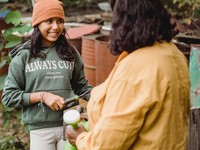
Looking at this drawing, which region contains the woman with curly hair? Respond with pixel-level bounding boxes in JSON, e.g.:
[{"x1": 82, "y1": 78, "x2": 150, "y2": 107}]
[{"x1": 66, "y1": 0, "x2": 190, "y2": 149}]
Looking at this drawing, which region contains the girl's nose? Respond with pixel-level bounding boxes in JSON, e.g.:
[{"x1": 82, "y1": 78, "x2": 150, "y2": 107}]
[{"x1": 52, "y1": 22, "x2": 58, "y2": 29}]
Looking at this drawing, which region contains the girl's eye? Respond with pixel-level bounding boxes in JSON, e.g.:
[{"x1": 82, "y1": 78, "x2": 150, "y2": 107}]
[
  {"x1": 43, "y1": 18, "x2": 64, "y2": 24},
  {"x1": 57, "y1": 19, "x2": 64, "y2": 24},
  {"x1": 45, "y1": 19, "x2": 52, "y2": 24}
]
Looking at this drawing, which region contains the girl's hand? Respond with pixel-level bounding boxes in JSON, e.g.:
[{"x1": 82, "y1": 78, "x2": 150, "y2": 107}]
[
  {"x1": 42, "y1": 92, "x2": 65, "y2": 111},
  {"x1": 66, "y1": 124, "x2": 86, "y2": 145}
]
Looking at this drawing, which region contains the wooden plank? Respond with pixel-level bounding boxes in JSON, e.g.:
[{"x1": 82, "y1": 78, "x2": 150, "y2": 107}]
[{"x1": 188, "y1": 108, "x2": 200, "y2": 150}]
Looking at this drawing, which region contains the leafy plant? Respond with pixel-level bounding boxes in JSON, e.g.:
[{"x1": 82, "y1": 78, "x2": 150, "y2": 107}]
[
  {"x1": 0, "y1": 0, "x2": 32, "y2": 91},
  {"x1": 162, "y1": 0, "x2": 200, "y2": 19},
  {"x1": 0, "y1": 1, "x2": 31, "y2": 149},
  {"x1": 0, "y1": 103, "x2": 29, "y2": 150},
  {"x1": 1, "y1": 10, "x2": 32, "y2": 49},
  {"x1": 0, "y1": 0, "x2": 32, "y2": 71}
]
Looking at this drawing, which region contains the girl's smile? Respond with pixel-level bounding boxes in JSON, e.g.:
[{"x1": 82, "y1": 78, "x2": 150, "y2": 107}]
[{"x1": 38, "y1": 17, "x2": 64, "y2": 47}]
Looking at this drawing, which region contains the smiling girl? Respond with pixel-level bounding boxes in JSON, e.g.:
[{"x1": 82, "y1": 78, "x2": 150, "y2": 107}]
[{"x1": 1, "y1": 0, "x2": 93, "y2": 150}]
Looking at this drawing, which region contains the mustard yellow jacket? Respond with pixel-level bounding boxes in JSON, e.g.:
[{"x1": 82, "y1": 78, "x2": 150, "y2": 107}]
[{"x1": 76, "y1": 42, "x2": 190, "y2": 150}]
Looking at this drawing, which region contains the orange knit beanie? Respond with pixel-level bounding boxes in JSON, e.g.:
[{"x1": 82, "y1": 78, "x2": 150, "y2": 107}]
[{"x1": 32, "y1": 0, "x2": 65, "y2": 27}]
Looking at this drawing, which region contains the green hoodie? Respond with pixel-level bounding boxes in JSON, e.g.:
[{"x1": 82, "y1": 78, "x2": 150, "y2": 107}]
[{"x1": 2, "y1": 40, "x2": 93, "y2": 130}]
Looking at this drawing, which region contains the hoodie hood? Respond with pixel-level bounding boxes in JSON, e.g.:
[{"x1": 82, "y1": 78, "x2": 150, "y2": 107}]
[{"x1": 9, "y1": 40, "x2": 31, "y2": 59}]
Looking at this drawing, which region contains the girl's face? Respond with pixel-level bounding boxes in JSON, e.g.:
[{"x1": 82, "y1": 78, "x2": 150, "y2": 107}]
[{"x1": 38, "y1": 17, "x2": 64, "y2": 47}]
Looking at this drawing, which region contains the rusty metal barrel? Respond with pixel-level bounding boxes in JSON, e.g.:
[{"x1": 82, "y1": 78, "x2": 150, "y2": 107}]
[
  {"x1": 95, "y1": 35, "x2": 118, "y2": 85},
  {"x1": 82, "y1": 34, "x2": 101, "y2": 86}
]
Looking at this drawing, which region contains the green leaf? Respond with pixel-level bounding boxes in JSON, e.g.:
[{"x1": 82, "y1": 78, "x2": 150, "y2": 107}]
[
  {"x1": 0, "y1": 6, "x2": 7, "y2": 12},
  {"x1": 5, "y1": 10, "x2": 21, "y2": 26},
  {"x1": 8, "y1": 138, "x2": 14, "y2": 144},
  {"x1": 0, "y1": 56, "x2": 10, "y2": 66},
  {"x1": 2, "y1": 27, "x2": 14, "y2": 38},
  {"x1": 3, "y1": 119, "x2": 9, "y2": 129},
  {"x1": 5, "y1": 35, "x2": 22, "y2": 48},
  {"x1": 0, "y1": 60, "x2": 7, "y2": 68},
  {"x1": 17, "y1": 25, "x2": 32, "y2": 34},
  {"x1": 0, "y1": 43, "x2": 3, "y2": 50},
  {"x1": 4, "y1": 107, "x2": 14, "y2": 112},
  {"x1": 2, "y1": 25, "x2": 32, "y2": 39},
  {"x1": 9, "y1": 25, "x2": 32, "y2": 35},
  {"x1": 13, "y1": 124, "x2": 19, "y2": 131},
  {"x1": 16, "y1": 110, "x2": 22, "y2": 119},
  {"x1": 0, "y1": 73, "x2": 7, "y2": 90}
]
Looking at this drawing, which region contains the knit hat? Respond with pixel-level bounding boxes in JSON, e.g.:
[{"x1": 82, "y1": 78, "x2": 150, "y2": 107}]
[{"x1": 32, "y1": 0, "x2": 65, "y2": 27}]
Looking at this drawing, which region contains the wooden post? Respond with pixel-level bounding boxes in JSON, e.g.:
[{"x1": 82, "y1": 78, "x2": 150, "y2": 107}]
[
  {"x1": 188, "y1": 108, "x2": 200, "y2": 150},
  {"x1": 188, "y1": 44, "x2": 200, "y2": 150}
]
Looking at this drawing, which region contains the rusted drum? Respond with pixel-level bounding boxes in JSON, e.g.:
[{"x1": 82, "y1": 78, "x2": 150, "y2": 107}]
[
  {"x1": 82, "y1": 34, "x2": 101, "y2": 86},
  {"x1": 95, "y1": 35, "x2": 118, "y2": 85},
  {"x1": 66, "y1": 24, "x2": 100, "y2": 56}
]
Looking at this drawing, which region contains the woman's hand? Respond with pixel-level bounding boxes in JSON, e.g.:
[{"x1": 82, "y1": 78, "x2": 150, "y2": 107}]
[
  {"x1": 43, "y1": 92, "x2": 65, "y2": 111},
  {"x1": 66, "y1": 124, "x2": 86, "y2": 145}
]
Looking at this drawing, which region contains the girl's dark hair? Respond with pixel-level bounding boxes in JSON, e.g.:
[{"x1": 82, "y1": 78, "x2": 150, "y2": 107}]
[
  {"x1": 30, "y1": 27, "x2": 76, "y2": 61},
  {"x1": 109, "y1": 0, "x2": 177, "y2": 55}
]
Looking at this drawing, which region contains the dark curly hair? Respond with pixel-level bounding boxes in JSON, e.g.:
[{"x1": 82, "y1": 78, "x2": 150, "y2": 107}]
[
  {"x1": 30, "y1": 27, "x2": 76, "y2": 61},
  {"x1": 109, "y1": 0, "x2": 177, "y2": 55}
]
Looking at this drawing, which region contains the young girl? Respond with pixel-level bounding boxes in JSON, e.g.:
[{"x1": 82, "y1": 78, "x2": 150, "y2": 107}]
[{"x1": 2, "y1": 0, "x2": 92, "y2": 150}]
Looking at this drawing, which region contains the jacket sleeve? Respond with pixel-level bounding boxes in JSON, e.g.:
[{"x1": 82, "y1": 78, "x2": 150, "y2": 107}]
[
  {"x1": 2, "y1": 50, "x2": 30, "y2": 108},
  {"x1": 76, "y1": 73, "x2": 168, "y2": 150},
  {"x1": 70, "y1": 48, "x2": 93, "y2": 101}
]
